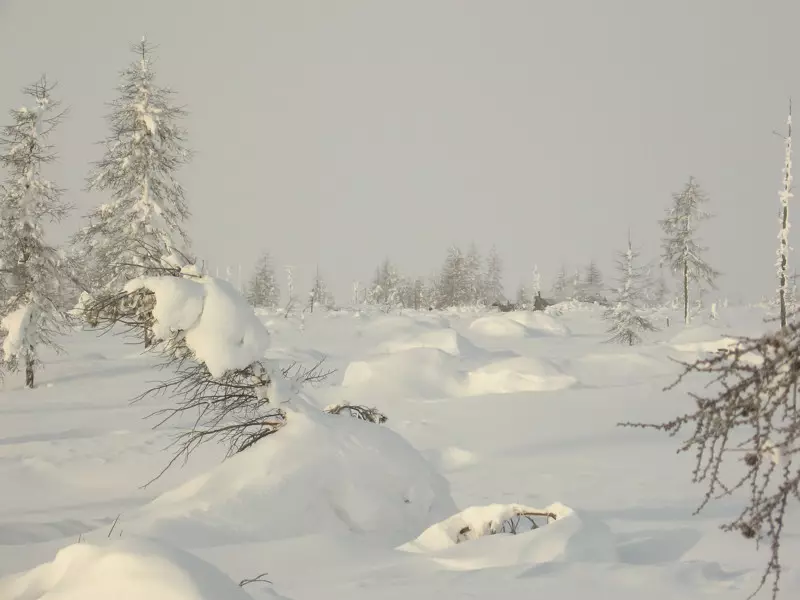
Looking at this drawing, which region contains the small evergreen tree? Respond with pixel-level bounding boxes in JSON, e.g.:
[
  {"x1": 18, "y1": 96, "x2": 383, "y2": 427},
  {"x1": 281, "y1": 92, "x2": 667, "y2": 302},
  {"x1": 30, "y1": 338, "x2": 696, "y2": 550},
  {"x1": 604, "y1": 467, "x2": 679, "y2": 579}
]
[
  {"x1": 604, "y1": 233, "x2": 657, "y2": 345},
  {"x1": 308, "y1": 267, "x2": 333, "y2": 312},
  {"x1": 582, "y1": 260, "x2": 605, "y2": 302},
  {"x1": 465, "y1": 243, "x2": 483, "y2": 306},
  {"x1": 0, "y1": 77, "x2": 73, "y2": 388},
  {"x1": 551, "y1": 265, "x2": 568, "y2": 301},
  {"x1": 660, "y1": 177, "x2": 719, "y2": 324},
  {"x1": 482, "y1": 245, "x2": 504, "y2": 306},
  {"x1": 246, "y1": 252, "x2": 280, "y2": 308},
  {"x1": 440, "y1": 245, "x2": 468, "y2": 307}
]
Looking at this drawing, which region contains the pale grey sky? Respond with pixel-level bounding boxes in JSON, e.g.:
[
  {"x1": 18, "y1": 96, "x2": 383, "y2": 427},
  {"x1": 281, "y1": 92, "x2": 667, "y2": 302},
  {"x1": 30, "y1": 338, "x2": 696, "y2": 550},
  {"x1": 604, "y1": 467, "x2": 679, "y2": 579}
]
[{"x1": 0, "y1": 0, "x2": 796, "y2": 302}]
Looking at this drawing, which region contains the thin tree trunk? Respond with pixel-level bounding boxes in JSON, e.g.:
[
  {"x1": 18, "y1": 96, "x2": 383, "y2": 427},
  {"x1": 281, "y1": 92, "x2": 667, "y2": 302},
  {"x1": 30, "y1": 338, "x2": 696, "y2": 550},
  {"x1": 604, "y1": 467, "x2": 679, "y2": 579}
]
[
  {"x1": 683, "y1": 262, "x2": 689, "y2": 325},
  {"x1": 25, "y1": 354, "x2": 34, "y2": 389}
]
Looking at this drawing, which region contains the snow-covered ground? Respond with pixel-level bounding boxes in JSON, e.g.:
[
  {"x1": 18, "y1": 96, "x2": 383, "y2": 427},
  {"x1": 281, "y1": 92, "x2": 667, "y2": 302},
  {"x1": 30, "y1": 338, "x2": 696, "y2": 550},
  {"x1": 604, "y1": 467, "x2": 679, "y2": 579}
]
[{"x1": 1, "y1": 303, "x2": 798, "y2": 599}]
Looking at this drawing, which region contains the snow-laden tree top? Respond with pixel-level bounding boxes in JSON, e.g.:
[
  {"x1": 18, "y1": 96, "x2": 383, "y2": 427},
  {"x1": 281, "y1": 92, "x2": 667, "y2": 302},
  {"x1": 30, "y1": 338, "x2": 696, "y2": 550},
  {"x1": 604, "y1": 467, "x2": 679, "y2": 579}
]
[
  {"x1": 79, "y1": 38, "x2": 191, "y2": 291},
  {"x1": 125, "y1": 267, "x2": 269, "y2": 377}
]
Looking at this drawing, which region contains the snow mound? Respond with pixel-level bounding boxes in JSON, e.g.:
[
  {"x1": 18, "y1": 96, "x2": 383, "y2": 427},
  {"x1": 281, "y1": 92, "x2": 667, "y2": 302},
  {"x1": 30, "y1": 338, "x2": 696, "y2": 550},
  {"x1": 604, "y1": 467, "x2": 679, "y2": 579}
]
[
  {"x1": 125, "y1": 274, "x2": 269, "y2": 377},
  {"x1": 375, "y1": 328, "x2": 468, "y2": 357},
  {"x1": 505, "y1": 311, "x2": 571, "y2": 336},
  {"x1": 465, "y1": 356, "x2": 575, "y2": 395},
  {"x1": 469, "y1": 315, "x2": 531, "y2": 338},
  {"x1": 567, "y1": 352, "x2": 675, "y2": 387},
  {"x1": 0, "y1": 538, "x2": 251, "y2": 600},
  {"x1": 121, "y1": 403, "x2": 456, "y2": 547},
  {"x1": 342, "y1": 348, "x2": 465, "y2": 399},
  {"x1": 400, "y1": 502, "x2": 616, "y2": 569},
  {"x1": 669, "y1": 325, "x2": 739, "y2": 353},
  {"x1": 357, "y1": 314, "x2": 447, "y2": 338}
]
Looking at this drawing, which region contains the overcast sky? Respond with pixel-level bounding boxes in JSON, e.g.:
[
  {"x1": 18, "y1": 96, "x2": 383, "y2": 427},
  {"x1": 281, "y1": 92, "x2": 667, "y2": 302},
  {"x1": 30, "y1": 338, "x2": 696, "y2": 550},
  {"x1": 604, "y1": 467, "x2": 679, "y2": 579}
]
[{"x1": 0, "y1": 0, "x2": 797, "y2": 302}]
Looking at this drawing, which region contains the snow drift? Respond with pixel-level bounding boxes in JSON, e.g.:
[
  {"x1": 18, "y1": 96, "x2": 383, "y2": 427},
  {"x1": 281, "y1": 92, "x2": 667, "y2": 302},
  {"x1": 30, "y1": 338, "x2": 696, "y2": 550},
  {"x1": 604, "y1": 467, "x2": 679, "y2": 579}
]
[
  {"x1": 375, "y1": 328, "x2": 469, "y2": 357},
  {"x1": 505, "y1": 311, "x2": 571, "y2": 336},
  {"x1": 0, "y1": 538, "x2": 251, "y2": 600},
  {"x1": 465, "y1": 356, "x2": 576, "y2": 395},
  {"x1": 341, "y1": 348, "x2": 465, "y2": 400},
  {"x1": 469, "y1": 315, "x2": 532, "y2": 338},
  {"x1": 118, "y1": 402, "x2": 456, "y2": 548},
  {"x1": 400, "y1": 502, "x2": 617, "y2": 570}
]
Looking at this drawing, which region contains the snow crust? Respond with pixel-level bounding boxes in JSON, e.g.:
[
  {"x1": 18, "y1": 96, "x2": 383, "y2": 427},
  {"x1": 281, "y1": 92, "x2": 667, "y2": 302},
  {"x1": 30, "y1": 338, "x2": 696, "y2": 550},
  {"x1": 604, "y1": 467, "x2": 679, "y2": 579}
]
[
  {"x1": 465, "y1": 356, "x2": 575, "y2": 395},
  {"x1": 124, "y1": 274, "x2": 269, "y2": 377}
]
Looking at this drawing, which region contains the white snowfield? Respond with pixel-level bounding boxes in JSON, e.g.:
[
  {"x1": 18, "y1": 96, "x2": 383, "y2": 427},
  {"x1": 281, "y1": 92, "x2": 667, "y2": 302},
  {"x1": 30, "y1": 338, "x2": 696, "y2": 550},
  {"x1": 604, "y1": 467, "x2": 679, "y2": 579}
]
[{"x1": 0, "y1": 302, "x2": 798, "y2": 599}]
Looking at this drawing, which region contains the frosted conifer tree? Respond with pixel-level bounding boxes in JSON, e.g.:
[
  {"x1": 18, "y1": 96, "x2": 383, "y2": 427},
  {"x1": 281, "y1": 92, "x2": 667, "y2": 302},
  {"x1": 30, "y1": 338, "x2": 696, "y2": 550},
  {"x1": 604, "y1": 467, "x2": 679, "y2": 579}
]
[
  {"x1": 76, "y1": 38, "x2": 191, "y2": 295},
  {"x1": 530, "y1": 264, "x2": 541, "y2": 299},
  {"x1": 482, "y1": 245, "x2": 504, "y2": 305},
  {"x1": 551, "y1": 265, "x2": 568, "y2": 301},
  {"x1": 308, "y1": 267, "x2": 333, "y2": 312},
  {"x1": 284, "y1": 265, "x2": 297, "y2": 317},
  {"x1": 465, "y1": 243, "x2": 483, "y2": 305},
  {"x1": 245, "y1": 251, "x2": 280, "y2": 308},
  {"x1": 776, "y1": 101, "x2": 793, "y2": 329},
  {"x1": 652, "y1": 266, "x2": 670, "y2": 307},
  {"x1": 582, "y1": 260, "x2": 604, "y2": 302},
  {"x1": 660, "y1": 177, "x2": 719, "y2": 324},
  {"x1": 441, "y1": 245, "x2": 468, "y2": 307},
  {"x1": 604, "y1": 233, "x2": 657, "y2": 345},
  {"x1": 0, "y1": 78, "x2": 72, "y2": 388}
]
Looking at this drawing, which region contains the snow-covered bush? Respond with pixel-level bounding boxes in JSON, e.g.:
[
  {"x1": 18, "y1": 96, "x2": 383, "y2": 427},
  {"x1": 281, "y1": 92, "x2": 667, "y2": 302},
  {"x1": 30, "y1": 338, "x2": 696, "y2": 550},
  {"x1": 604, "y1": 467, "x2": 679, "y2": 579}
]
[{"x1": 0, "y1": 77, "x2": 73, "y2": 388}]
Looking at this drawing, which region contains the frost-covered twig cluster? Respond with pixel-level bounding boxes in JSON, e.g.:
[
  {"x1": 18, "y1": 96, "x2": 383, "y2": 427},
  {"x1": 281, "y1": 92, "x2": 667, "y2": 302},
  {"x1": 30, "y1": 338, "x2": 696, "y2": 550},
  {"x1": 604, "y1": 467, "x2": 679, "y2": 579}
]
[
  {"x1": 324, "y1": 403, "x2": 388, "y2": 424},
  {"x1": 620, "y1": 326, "x2": 800, "y2": 599}
]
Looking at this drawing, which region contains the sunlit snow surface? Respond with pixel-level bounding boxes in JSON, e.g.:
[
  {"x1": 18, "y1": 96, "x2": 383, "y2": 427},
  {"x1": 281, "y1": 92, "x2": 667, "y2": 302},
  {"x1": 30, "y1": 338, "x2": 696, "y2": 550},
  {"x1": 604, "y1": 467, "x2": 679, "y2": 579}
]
[{"x1": 0, "y1": 303, "x2": 798, "y2": 599}]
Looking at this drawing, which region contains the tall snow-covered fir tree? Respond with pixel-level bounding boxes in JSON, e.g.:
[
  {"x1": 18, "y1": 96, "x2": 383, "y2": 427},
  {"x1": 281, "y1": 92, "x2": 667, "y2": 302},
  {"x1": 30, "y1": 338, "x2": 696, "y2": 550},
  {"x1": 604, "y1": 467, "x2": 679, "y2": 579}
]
[
  {"x1": 776, "y1": 100, "x2": 793, "y2": 329},
  {"x1": 464, "y1": 243, "x2": 483, "y2": 306},
  {"x1": 660, "y1": 177, "x2": 719, "y2": 324},
  {"x1": 245, "y1": 251, "x2": 280, "y2": 308},
  {"x1": 308, "y1": 267, "x2": 334, "y2": 312},
  {"x1": 582, "y1": 260, "x2": 604, "y2": 302},
  {"x1": 551, "y1": 265, "x2": 568, "y2": 301},
  {"x1": 0, "y1": 77, "x2": 72, "y2": 388},
  {"x1": 604, "y1": 233, "x2": 657, "y2": 345},
  {"x1": 75, "y1": 38, "x2": 191, "y2": 294},
  {"x1": 370, "y1": 258, "x2": 401, "y2": 307},
  {"x1": 482, "y1": 245, "x2": 503, "y2": 305},
  {"x1": 440, "y1": 245, "x2": 468, "y2": 307}
]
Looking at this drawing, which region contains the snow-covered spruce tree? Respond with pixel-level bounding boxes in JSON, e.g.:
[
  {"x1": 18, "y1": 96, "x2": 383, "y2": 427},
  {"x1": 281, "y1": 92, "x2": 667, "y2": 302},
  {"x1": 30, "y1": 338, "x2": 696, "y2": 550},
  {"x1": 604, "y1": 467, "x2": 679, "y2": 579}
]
[
  {"x1": 245, "y1": 251, "x2": 280, "y2": 309},
  {"x1": 776, "y1": 101, "x2": 793, "y2": 329},
  {"x1": 530, "y1": 264, "x2": 541, "y2": 301},
  {"x1": 604, "y1": 233, "x2": 657, "y2": 345},
  {"x1": 582, "y1": 260, "x2": 605, "y2": 303},
  {"x1": 651, "y1": 265, "x2": 670, "y2": 307},
  {"x1": 660, "y1": 177, "x2": 719, "y2": 325},
  {"x1": 465, "y1": 243, "x2": 483, "y2": 306},
  {"x1": 75, "y1": 39, "x2": 191, "y2": 341},
  {"x1": 482, "y1": 245, "x2": 504, "y2": 306},
  {"x1": 551, "y1": 265, "x2": 568, "y2": 301},
  {"x1": 308, "y1": 267, "x2": 333, "y2": 313},
  {"x1": 440, "y1": 245, "x2": 468, "y2": 308},
  {"x1": 0, "y1": 77, "x2": 73, "y2": 388}
]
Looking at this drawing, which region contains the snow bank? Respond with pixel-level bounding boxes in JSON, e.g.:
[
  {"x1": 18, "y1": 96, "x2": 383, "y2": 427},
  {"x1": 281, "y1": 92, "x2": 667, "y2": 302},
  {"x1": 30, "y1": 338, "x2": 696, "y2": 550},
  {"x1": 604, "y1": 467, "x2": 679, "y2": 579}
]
[
  {"x1": 120, "y1": 402, "x2": 456, "y2": 547},
  {"x1": 505, "y1": 311, "x2": 571, "y2": 336},
  {"x1": 465, "y1": 356, "x2": 576, "y2": 395},
  {"x1": 566, "y1": 352, "x2": 676, "y2": 387},
  {"x1": 342, "y1": 348, "x2": 465, "y2": 400},
  {"x1": 469, "y1": 315, "x2": 531, "y2": 338},
  {"x1": 375, "y1": 328, "x2": 468, "y2": 357},
  {"x1": 400, "y1": 502, "x2": 617, "y2": 570},
  {"x1": 0, "y1": 538, "x2": 251, "y2": 600},
  {"x1": 1, "y1": 304, "x2": 35, "y2": 361},
  {"x1": 125, "y1": 274, "x2": 269, "y2": 377}
]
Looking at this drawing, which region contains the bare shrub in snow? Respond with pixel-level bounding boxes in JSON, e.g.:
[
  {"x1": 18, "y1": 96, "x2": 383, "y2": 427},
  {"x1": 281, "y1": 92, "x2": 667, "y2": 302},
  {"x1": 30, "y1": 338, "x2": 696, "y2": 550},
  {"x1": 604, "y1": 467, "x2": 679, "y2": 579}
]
[
  {"x1": 86, "y1": 260, "x2": 335, "y2": 482},
  {"x1": 620, "y1": 325, "x2": 800, "y2": 599},
  {"x1": 0, "y1": 77, "x2": 73, "y2": 388},
  {"x1": 324, "y1": 403, "x2": 387, "y2": 424}
]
